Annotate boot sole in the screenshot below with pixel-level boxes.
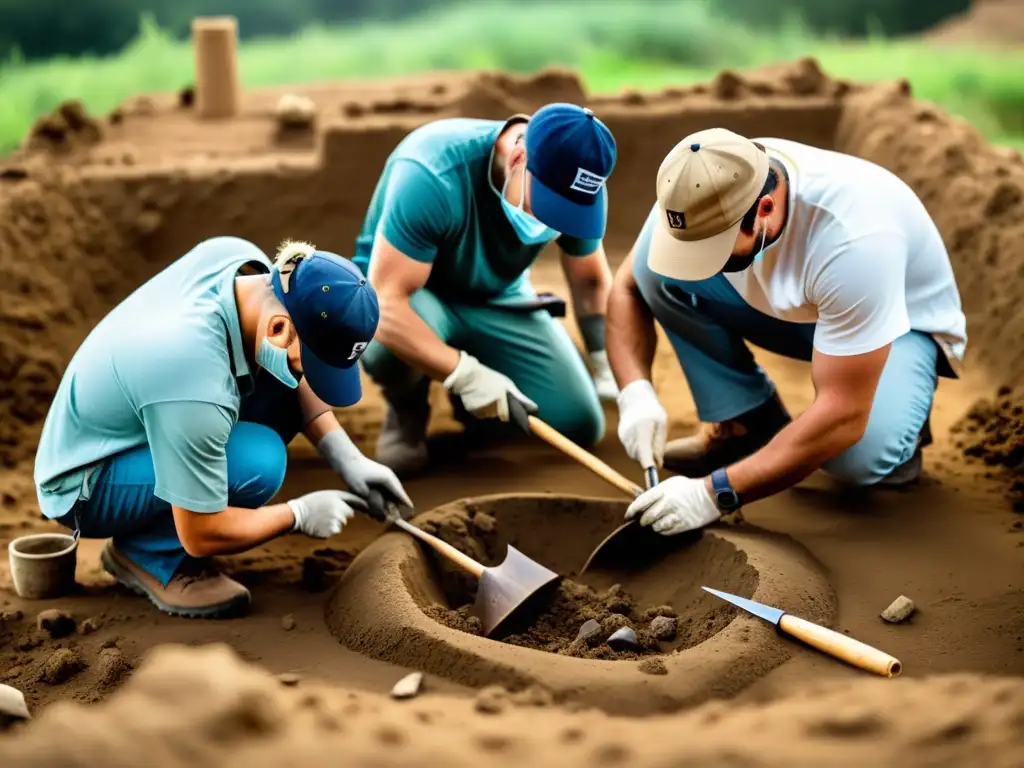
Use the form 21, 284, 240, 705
101, 546, 250, 620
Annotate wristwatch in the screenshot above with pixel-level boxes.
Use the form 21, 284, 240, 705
710, 467, 743, 512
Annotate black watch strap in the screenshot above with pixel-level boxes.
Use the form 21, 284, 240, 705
711, 467, 742, 512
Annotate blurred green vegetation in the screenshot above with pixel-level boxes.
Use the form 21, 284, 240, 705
0, 0, 971, 61
1, 1, 1019, 157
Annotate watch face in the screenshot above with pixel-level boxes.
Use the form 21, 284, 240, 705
717, 490, 739, 510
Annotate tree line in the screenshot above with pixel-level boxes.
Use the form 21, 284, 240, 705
0, 0, 972, 63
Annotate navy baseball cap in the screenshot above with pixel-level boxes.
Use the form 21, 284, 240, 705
271, 242, 379, 407
525, 103, 617, 240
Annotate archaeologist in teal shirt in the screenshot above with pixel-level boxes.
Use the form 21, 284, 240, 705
34, 237, 413, 619
353, 103, 619, 475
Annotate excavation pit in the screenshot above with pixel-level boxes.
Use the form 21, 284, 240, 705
327, 494, 837, 715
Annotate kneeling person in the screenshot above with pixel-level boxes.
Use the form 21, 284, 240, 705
354, 104, 619, 474
608, 129, 967, 534
34, 237, 413, 617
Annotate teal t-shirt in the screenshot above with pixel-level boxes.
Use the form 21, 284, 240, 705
353, 118, 600, 303
33, 236, 272, 520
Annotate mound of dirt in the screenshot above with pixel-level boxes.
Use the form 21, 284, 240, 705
20, 101, 103, 156
3, 643, 1023, 766
926, 0, 1024, 46
951, 385, 1024, 512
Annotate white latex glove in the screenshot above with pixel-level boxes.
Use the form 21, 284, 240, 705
443, 351, 538, 422
616, 379, 668, 469
287, 490, 365, 538
588, 350, 619, 402
624, 475, 721, 536
317, 429, 415, 513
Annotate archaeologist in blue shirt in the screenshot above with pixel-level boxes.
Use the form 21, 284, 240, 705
352, 102, 619, 475
607, 128, 967, 535
33, 237, 414, 618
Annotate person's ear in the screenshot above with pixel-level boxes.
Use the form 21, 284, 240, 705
759, 196, 775, 218
508, 141, 527, 170
264, 313, 292, 349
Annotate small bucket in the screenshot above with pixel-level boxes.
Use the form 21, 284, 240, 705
8, 533, 78, 600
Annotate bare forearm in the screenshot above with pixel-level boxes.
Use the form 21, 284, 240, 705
727, 400, 865, 503
174, 504, 296, 558
376, 297, 461, 380
606, 276, 657, 388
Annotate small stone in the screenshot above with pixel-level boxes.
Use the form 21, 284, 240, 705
0, 683, 30, 720
390, 672, 423, 699
575, 619, 602, 643
638, 658, 668, 676
100, 637, 120, 650
650, 616, 678, 641
607, 627, 639, 651
881, 595, 916, 624
79, 617, 101, 635
281, 614, 296, 631
475, 685, 508, 714
277, 673, 301, 687
36, 609, 76, 639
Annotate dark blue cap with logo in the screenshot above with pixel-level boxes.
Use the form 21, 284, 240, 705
271, 245, 379, 407
525, 103, 617, 240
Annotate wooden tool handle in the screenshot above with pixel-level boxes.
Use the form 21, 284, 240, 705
779, 614, 902, 678
526, 415, 642, 497
393, 518, 485, 578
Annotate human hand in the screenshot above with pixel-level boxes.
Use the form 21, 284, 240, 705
287, 490, 366, 538
588, 350, 619, 402
616, 379, 668, 469
443, 351, 537, 422
624, 475, 721, 535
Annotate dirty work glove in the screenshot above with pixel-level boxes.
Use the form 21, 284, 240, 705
588, 350, 619, 402
317, 429, 415, 517
443, 351, 538, 422
287, 490, 366, 538
616, 379, 668, 469
624, 475, 721, 536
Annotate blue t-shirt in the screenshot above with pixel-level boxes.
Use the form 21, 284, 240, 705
33, 236, 272, 519
353, 118, 600, 303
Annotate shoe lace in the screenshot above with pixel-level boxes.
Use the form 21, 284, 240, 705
172, 559, 218, 588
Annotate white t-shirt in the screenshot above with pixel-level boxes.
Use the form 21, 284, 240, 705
722, 138, 966, 373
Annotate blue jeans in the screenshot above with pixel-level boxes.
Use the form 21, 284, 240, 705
58, 375, 302, 585
636, 272, 939, 487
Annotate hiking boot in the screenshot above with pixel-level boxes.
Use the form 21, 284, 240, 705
663, 392, 792, 477
101, 541, 250, 619
876, 415, 933, 488
375, 383, 431, 477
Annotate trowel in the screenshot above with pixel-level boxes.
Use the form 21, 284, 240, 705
391, 517, 561, 639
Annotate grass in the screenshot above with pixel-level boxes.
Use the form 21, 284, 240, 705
2, 1, 1023, 155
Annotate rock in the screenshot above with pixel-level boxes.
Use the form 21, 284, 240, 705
650, 616, 678, 641
638, 658, 668, 676
277, 673, 301, 687
36, 609, 76, 639
79, 617, 101, 635
0, 683, 30, 721
475, 685, 508, 714
607, 626, 640, 651
390, 672, 423, 699
575, 619, 602, 643
275, 93, 316, 130
281, 614, 296, 631
881, 595, 916, 624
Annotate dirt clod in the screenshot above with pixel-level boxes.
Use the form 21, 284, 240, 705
281, 614, 296, 631
37, 648, 85, 685
36, 610, 75, 639
97, 648, 131, 688
475, 685, 508, 715
649, 616, 678, 641
638, 658, 669, 676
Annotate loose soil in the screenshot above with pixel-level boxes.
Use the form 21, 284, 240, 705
0, 59, 1022, 765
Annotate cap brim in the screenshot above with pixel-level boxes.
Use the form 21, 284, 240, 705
300, 344, 362, 408
529, 173, 607, 240
648, 215, 742, 282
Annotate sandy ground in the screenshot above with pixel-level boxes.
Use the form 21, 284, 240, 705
0, 61, 1022, 764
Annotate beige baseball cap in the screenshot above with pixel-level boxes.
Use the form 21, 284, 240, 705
648, 128, 770, 281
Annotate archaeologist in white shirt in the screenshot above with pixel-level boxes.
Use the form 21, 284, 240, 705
607, 128, 967, 535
